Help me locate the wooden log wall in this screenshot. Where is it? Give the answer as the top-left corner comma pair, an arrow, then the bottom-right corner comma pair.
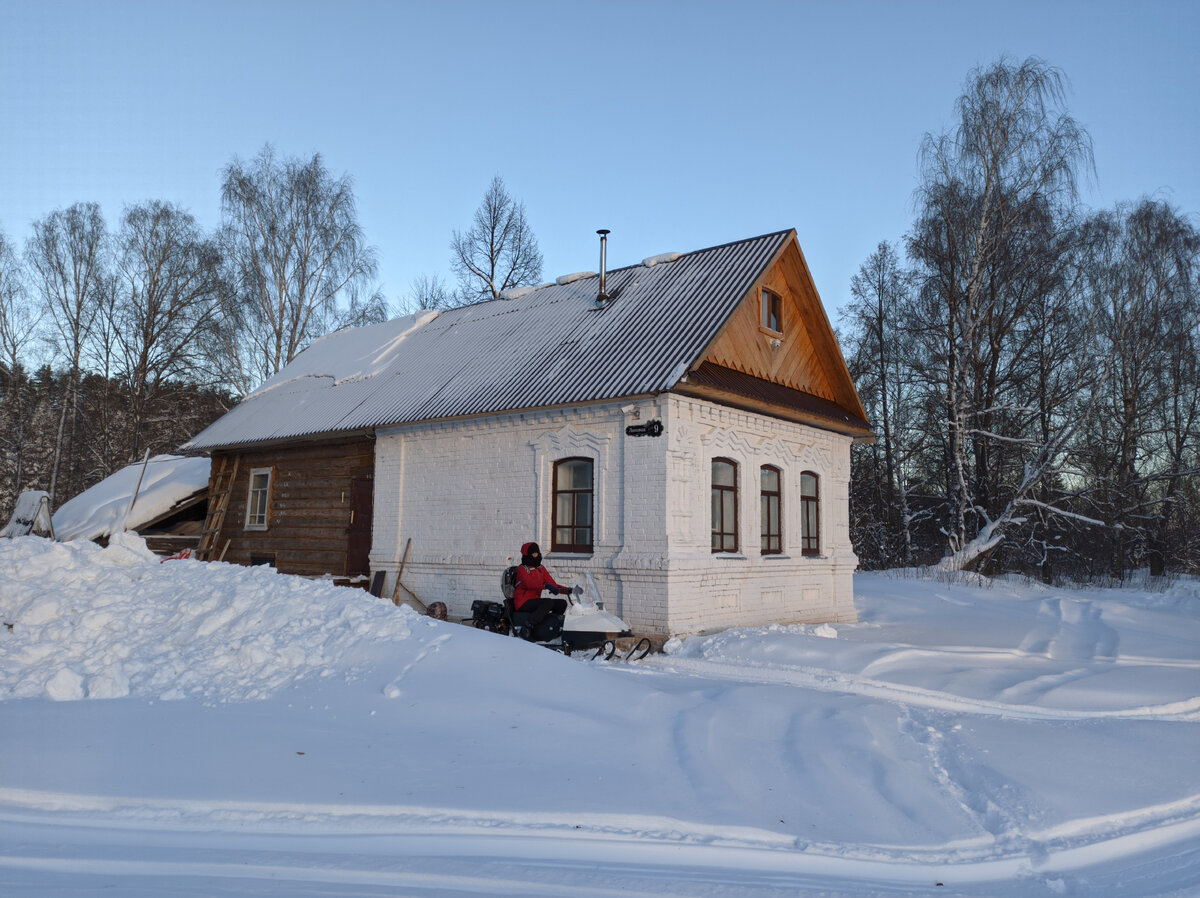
211,435 -> 374,578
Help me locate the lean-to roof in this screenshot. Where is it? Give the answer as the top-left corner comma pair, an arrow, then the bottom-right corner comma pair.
184,230 -> 863,451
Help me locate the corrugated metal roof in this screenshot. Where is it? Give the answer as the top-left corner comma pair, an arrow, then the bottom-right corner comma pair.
184,230 -> 793,451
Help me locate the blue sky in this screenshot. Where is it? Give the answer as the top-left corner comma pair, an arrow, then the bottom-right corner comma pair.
2,0 -> 1197,318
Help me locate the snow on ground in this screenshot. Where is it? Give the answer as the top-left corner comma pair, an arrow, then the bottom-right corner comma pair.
1,536 -> 1198,896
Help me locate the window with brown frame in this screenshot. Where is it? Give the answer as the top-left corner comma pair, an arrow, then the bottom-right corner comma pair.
800,471 -> 820,556
552,457 -> 593,552
760,465 -> 782,555
760,287 -> 782,334
711,458 -> 738,553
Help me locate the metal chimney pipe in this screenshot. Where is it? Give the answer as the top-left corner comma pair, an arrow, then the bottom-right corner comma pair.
597,229 -> 611,303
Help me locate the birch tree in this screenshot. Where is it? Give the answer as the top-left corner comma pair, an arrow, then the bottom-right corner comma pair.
908,57 -> 1094,571
114,200 -> 224,459
0,231 -> 42,502
25,203 -> 109,503
1082,200 -> 1200,577
219,145 -> 381,393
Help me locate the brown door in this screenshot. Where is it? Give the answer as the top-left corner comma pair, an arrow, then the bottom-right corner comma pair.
346,477 -> 373,576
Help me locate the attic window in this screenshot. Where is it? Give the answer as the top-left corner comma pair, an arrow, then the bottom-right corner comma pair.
760,288 -> 782,335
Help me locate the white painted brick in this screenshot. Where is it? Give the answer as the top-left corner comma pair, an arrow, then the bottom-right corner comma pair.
369,395 -> 858,637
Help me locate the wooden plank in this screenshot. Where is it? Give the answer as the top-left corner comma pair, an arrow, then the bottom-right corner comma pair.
209,435 -> 377,578
390,538 -> 428,613
696,237 -> 868,424
390,538 -> 412,606
369,571 -> 386,597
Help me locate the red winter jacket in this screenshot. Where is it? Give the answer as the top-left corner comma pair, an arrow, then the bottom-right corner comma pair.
513,564 -> 563,610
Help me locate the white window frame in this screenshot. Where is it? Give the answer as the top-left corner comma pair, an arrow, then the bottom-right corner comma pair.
245,467 -> 273,531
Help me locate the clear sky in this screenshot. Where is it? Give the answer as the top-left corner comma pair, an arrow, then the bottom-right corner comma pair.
2,0 -> 1197,319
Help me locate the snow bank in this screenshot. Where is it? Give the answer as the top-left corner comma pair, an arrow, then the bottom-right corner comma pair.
3,545 -> 1200,894
0,533 -> 422,702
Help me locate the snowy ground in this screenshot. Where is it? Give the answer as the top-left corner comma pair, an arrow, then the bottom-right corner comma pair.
1,534 -> 1198,896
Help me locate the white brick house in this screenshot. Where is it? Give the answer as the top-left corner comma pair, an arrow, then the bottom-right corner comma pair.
184,229 -> 872,637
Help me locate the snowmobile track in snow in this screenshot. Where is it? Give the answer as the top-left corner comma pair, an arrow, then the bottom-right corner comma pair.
632,655 -> 1200,722
4,787 -> 1200,897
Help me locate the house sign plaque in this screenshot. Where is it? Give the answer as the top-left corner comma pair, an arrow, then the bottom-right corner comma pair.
625,420 -> 664,438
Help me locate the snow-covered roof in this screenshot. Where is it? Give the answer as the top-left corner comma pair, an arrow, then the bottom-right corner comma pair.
184,230 -> 793,451
53,455 -> 211,541
0,491 -> 53,538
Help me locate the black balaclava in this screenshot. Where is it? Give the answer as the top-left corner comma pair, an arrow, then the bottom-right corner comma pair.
521,542 -> 542,568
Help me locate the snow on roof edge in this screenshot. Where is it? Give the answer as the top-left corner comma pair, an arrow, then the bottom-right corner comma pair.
555,271 -> 597,285
642,252 -> 683,268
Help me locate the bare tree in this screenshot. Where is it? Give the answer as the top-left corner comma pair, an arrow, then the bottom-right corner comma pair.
114,200 -> 224,460
219,144 -> 380,393
403,273 -> 454,312
1080,200 -> 1200,577
0,230 -> 43,503
25,202 -> 109,504
0,230 -> 40,376
844,241 -> 923,564
908,57 -> 1094,570
450,175 -> 543,303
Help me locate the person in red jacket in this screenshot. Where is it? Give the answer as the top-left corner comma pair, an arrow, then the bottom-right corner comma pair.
513,541 -> 569,636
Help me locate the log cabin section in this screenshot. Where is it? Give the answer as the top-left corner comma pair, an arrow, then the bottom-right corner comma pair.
676,233 -> 872,440
207,435 -> 374,579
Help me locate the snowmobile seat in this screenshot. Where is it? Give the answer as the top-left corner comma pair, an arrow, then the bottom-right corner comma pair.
504,597 -> 563,643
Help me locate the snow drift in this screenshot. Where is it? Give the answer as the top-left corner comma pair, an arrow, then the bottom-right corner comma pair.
2,535 -> 1199,896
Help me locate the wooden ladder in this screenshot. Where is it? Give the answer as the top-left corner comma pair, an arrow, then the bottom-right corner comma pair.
196,455 -> 238,561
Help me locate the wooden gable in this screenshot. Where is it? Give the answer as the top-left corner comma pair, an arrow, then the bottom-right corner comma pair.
683,232 -> 871,437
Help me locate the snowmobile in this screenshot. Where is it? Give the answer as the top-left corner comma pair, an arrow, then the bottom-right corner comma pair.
468,571 -> 652,661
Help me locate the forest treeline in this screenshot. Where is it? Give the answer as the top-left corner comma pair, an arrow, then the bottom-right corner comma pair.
839,59 -> 1199,580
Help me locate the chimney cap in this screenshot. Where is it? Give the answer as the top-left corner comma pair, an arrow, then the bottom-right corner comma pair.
596,228 -> 610,236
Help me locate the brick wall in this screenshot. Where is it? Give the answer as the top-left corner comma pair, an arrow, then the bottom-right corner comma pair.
371,394 -> 857,637
662,394 -> 859,634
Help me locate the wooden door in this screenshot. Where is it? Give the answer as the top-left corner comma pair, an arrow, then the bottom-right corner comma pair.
346,477 -> 374,576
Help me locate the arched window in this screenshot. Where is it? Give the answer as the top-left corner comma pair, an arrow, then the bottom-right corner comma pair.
760,465 -> 782,555
800,471 -> 820,556
711,458 -> 738,553
552,458 -> 593,552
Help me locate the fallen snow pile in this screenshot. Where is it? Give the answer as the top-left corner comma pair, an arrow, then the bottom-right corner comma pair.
0,533 -> 421,702
52,454 -> 211,541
